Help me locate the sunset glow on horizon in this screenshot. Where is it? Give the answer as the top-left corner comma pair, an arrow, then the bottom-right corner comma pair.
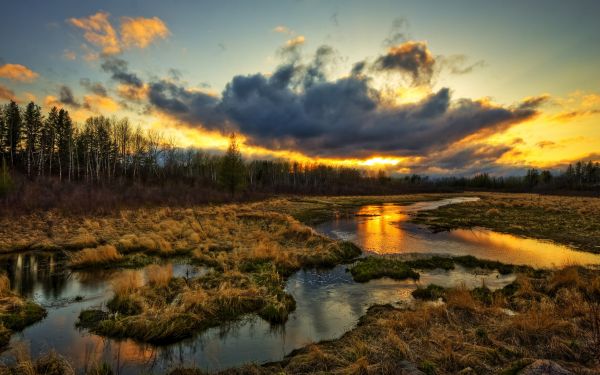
1,1 -> 599,175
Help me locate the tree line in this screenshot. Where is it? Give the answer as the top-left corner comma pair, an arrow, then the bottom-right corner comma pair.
1,100 -> 598,207
0,100 -> 397,198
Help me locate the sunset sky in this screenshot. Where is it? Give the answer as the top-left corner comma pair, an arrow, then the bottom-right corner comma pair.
1,0 -> 599,176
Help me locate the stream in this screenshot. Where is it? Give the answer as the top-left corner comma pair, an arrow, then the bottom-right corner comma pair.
2,197 -> 600,373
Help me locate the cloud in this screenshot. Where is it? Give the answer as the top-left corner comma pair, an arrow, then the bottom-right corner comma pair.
537,140 -> 558,149
83,94 -> 120,112
286,35 -> 306,48
101,58 -> 143,87
383,17 -> 410,47
373,41 -> 435,86
0,84 -> 16,101
120,16 -> 169,49
518,94 -> 551,110
58,85 -> 80,107
441,54 -> 486,75
148,79 -> 223,126
0,63 -> 39,82
273,25 -> 293,34
80,78 -> 108,96
117,83 -> 148,101
429,144 -> 513,171
68,11 -> 121,55
148,48 -> 540,159
69,12 -> 169,56
550,91 -> 600,122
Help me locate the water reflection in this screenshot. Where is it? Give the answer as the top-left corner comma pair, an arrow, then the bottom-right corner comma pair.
3,196 -> 584,373
319,199 -> 600,268
0,249 -> 514,373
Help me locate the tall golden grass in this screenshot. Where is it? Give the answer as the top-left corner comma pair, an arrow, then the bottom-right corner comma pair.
69,245 -> 122,267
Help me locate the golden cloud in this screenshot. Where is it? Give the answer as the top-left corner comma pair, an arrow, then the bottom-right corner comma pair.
0,63 -> 39,82
117,83 -> 149,101
68,11 -> 121,55
285,35 -> 305,47
120,16 -> 170,49
84,94 -> 120,112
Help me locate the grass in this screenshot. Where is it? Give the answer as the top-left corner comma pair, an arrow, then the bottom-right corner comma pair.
0,194 -> 463,254
412,284 -> 445,300
349,255 -> 531,283
68,245 -> 123,268
168,265 -> 600,374
0,273 -> 47,348
412,192 -> 600,253
350,257 -> 419,282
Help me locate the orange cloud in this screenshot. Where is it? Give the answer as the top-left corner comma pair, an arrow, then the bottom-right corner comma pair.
44,95 -> 60,108
69,11 -> 121,55
546,91 -> 600,123
120,16 -> 169,49
0,63 -> 39,82
83,94 -> 120,112
0,84 -> 16,101
117,83 -> 148,101
286,35 -> 305,47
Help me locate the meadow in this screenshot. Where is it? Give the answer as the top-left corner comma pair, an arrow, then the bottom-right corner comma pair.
0,192 -> 599,374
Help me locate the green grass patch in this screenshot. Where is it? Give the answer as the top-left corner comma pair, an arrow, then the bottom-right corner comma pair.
0,301 -> 46,331
412,284 -> 446,300
350,257 -> 420,282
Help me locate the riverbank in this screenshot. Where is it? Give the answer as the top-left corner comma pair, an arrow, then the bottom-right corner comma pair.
412,192 -> 600,254
170,265 -> 600,374
1,193 -> 600,374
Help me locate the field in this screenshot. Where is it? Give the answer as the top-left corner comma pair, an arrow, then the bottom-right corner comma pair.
0,192 -> 599,374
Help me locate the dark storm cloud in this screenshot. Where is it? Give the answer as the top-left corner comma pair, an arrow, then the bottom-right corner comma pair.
373,41 -> 435,85
433,145 -> 513,170
302,45 -> 335,88
80,78 -> 108,96
143,41 -> 543,159
148,56 -> 539,158
147,79 -> 224,126
58,85 -> 80,107
101,58 -> 143,88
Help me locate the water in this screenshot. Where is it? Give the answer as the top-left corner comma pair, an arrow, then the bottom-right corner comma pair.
317,198 -> 600,268
2,197 -> 597,373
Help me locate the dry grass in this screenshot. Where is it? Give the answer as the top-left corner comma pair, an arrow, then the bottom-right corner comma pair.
0,274 -> 10,297
69,245 -> 123,268
111,270 -> 142,297
0,194 -> 458,254
145,264 -> 173,288
167,266 -> 600,375
413,192 -> 600,253
74,211 -> 351,344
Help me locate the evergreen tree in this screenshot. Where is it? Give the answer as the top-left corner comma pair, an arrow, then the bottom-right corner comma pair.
23,102 -> 42,177
4,101 -> 22,166
218,133 -> 246,196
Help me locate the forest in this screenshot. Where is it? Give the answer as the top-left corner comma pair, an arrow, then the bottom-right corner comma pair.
0,100 -> 598,212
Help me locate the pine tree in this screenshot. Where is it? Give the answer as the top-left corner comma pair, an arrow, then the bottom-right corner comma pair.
23,102 -> 42,178
218,133 -> 246,196
4,101 -> 22,167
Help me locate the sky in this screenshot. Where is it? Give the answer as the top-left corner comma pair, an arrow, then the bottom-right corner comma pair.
1,0 -> 599,176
